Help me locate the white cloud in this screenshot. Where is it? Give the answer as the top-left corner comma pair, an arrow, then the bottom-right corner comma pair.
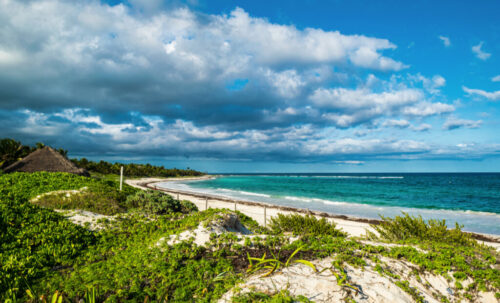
442,116 -> 482,130
349,46 -> 408,71
407,74 -> 445,94
382,119 -> 410,129
401,101 -> 454,116
463,86 -> 500,101
0,49 -> 23,65
472,42 -> 491,60
310,87 -> 423,127
263,69 -> 305,98
492,75 -> 500,82
411,123 -> 432,132
438,36 -> 451,47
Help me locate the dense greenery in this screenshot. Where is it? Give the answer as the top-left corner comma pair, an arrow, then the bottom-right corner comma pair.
269,213 -> 347,237
125,190 -> 198,214
1,172 -> 499,302
0,173 -> 98,300
71,158 -> 204,178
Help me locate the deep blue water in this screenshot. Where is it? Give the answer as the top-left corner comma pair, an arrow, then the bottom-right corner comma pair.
158,173 -> 500,235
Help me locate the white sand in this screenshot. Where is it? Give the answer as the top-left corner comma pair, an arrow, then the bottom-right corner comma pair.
54,209 -> 114,230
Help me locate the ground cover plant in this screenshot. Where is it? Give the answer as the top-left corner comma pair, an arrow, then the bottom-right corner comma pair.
1,172 -> 499,302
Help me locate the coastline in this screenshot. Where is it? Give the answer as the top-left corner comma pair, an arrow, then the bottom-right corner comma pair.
126,176 -> 500,248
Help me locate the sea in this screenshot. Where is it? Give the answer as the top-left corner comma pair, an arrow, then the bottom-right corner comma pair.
157,173 -> 500,235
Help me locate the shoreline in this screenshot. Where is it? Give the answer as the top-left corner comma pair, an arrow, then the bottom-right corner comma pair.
125,177 -> 500,247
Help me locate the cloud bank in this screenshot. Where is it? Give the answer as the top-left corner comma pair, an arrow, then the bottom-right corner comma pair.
0,0 -> 491,163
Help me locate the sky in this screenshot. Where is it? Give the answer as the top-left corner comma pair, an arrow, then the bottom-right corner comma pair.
0,0 -> 499,173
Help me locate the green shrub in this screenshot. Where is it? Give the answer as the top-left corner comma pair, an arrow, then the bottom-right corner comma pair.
180,199 -> 198,213
125,190 -> 197,214
369,212 -> 473,246
269,213 -> 346,237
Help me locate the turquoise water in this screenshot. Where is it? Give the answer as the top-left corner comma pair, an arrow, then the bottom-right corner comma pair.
158,173 -> 500,235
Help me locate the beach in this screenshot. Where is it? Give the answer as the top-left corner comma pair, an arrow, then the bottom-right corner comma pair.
126,177 -> 500,249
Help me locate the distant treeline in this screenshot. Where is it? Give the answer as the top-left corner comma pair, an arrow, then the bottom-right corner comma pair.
71,158 -> 205,177
0,138 -> 67,169
0,138 -> 204,177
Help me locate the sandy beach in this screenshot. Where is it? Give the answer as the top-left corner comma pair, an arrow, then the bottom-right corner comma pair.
126,177 -> 500,248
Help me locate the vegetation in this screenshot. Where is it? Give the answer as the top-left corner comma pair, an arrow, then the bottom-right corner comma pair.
71,158 -> 204,178
269,213 -> 347,237
368,212 -> 472,246
1,172 -> 499,302
232,290 -> 312,302
246,246 -> 316,277
125,189 -> 198,214
32,182 -> 137,215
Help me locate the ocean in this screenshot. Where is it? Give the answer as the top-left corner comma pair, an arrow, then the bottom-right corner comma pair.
157,173 -> 500,235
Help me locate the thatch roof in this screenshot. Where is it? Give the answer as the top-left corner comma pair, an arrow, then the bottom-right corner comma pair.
3,146 -> 89,176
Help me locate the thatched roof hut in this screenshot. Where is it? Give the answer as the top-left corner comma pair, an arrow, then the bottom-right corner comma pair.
3,146 -> 89,176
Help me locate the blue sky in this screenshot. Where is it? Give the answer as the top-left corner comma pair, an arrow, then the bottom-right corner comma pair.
0,0 -> 499,172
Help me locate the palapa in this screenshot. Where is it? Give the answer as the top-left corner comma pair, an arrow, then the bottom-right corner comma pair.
3,146 -> 89,176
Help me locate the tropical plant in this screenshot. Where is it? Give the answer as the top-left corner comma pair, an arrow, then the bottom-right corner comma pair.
247,246 -> 317,277
368,212 -> 473,245
269,213 -> 347,237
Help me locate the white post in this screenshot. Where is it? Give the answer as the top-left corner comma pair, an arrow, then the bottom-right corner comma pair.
264,206 -> 267,227
234,201 -> 237,211
119,166 -> 123,191
205,197 -> 208,210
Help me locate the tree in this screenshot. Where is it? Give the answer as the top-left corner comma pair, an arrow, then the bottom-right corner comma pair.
0,138 -> 33,169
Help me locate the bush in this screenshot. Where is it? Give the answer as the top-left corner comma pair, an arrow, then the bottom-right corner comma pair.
180,199 -> 198,213
369,212 -> 473,245
269,213 -> 347,237
125,190 -> 198,214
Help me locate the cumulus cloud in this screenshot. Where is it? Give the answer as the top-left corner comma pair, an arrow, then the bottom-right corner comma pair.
492,75 -> 500,82
0,0 -> 410,127
463,86 -> 500,101
309,87 -> 423,127
401,101 -> 454,116
407,74 -> 446,94
382,119 -> 410,129
411,123 -> 432,132
442,116 -> 482,130
472,42 -> 491,60
0,0 -> 489,163
438,36 -> 451,47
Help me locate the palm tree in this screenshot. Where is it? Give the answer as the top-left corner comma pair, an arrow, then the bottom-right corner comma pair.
0,138 -> 33,169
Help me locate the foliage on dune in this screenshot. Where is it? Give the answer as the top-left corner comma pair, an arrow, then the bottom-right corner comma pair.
1,172 -> 499,302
